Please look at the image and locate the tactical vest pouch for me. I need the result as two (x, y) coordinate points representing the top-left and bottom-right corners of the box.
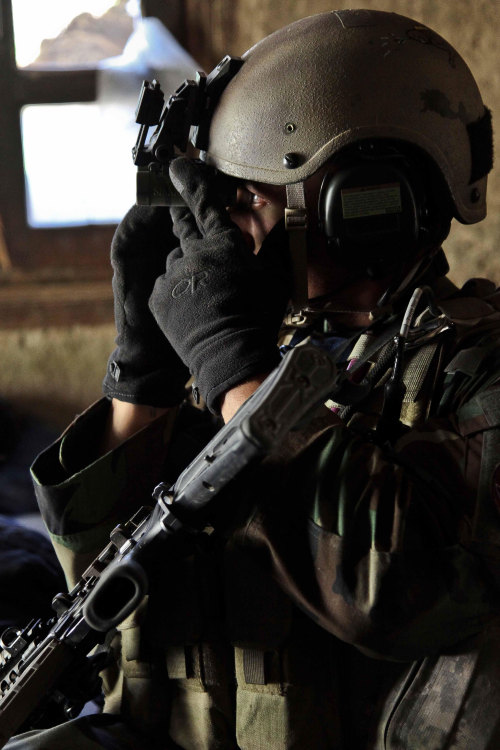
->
(378, 617), (500, 749)
(455, 385), (500, 548)
(151, 542), (240, 749)
(101, 602), (151, 718)
(233, 625), (343, 750)
(227, 542), (343, 750)
(167, 642), (239, 750)
(102, 596), (172, 737)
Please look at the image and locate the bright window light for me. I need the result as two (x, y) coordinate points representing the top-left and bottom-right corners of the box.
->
(12, 0), (121, 67)
(21, 101), (137, 226)
(13, 5), (198, 227)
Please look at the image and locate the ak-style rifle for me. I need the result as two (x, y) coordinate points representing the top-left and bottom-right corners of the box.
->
(0, 344), (340, 747)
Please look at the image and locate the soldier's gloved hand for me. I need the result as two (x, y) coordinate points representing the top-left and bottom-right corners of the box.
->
(102, 205), (189, 407)
(149, 157), (291, 413)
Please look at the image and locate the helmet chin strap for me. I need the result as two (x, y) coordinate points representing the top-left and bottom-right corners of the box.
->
(285, 182), (309, 316)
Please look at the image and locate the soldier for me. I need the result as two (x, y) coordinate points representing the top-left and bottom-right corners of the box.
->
(7, 9), (500, 750)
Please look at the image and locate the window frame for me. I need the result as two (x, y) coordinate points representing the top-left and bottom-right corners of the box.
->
(0, 0), (186, 326)
(0, 0), (117, 279)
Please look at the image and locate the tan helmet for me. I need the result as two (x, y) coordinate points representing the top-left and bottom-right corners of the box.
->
(204, 9), (493, 224)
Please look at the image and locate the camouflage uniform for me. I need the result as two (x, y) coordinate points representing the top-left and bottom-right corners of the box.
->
(9, 278), (500, 749)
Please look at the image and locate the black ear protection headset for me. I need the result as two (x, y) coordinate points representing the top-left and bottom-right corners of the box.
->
(318, 140), (453, 278)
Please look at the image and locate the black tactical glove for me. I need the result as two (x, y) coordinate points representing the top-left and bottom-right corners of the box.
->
(148, 157), (291, 413)
(102, 205), (190, 407)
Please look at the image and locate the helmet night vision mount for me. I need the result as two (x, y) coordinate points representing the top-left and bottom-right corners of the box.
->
(132, 55), (243, 207)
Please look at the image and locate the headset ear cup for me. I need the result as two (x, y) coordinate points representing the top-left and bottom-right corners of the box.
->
(317, 145), (450, 278)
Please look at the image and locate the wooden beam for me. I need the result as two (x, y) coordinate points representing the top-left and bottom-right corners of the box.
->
(0, 280), (114, 328)
(13, 226), (116, 272)
(16, 69), (97, 105)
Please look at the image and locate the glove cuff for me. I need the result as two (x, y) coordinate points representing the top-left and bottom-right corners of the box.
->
(195, 334), (281, 413)
(102, 350), (188, 408)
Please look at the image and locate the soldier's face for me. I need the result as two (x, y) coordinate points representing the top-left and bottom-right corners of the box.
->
(226, 167), (333, 255)
(227, 182), (287, 254)
(226, 172), (345, 299)
(226, 170), (390, 309)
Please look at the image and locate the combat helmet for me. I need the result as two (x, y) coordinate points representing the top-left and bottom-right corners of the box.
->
(205, 9), (492, 226)
(197, 10), (494, 313)
(135, 10), (493, 312)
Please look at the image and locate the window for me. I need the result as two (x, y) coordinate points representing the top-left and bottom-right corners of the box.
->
(0, 0), (131, 281)
(13, 0), (137, 229)
(0, 0), (192, 325)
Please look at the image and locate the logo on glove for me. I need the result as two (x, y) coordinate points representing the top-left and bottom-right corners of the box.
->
(172, 271), (209, 298)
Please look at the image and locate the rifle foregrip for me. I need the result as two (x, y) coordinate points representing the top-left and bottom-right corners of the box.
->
(243, 344), (338, 447)
(165, 344), (339, 517)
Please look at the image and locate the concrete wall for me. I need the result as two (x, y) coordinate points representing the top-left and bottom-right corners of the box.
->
(0, 325), (115, 430)
(1, 0), (498, 431)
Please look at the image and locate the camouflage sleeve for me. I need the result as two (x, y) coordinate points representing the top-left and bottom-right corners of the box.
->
(238, 383), (500, 661)
(30, 398), (178, 587)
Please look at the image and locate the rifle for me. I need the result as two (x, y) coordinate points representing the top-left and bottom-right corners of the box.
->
(0, 343), (340, 747)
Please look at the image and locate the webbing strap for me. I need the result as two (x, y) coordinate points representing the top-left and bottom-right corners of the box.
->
(399, 342), (440, 426)
(165, 645), (189, 679)
(243, 648), (267, 685)
(402, 343), (438, 403)
(285, 182), (308, 314)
